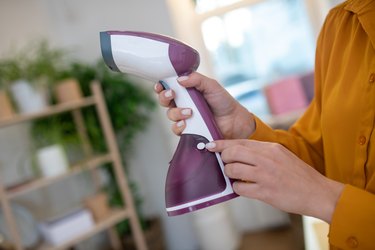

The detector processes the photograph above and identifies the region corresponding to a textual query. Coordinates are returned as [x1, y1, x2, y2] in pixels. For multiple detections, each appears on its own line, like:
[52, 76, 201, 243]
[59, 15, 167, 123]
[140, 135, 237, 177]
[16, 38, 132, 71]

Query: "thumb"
[177, 72, 221, 94]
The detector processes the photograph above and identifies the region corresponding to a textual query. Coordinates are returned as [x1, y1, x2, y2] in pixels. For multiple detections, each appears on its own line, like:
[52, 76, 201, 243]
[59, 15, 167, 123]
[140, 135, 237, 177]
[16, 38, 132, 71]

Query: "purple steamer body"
[105, 31, 238, 216]
[166, 89, 238, 216]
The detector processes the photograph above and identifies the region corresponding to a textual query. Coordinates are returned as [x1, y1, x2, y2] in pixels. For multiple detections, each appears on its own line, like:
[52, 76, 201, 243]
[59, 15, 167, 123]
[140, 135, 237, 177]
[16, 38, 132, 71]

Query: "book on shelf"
[264, 76, 309, 115]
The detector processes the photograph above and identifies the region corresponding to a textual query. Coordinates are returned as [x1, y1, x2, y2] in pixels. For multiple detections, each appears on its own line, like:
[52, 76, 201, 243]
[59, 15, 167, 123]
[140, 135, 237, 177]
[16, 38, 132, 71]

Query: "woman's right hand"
[154, 72, 256, 140]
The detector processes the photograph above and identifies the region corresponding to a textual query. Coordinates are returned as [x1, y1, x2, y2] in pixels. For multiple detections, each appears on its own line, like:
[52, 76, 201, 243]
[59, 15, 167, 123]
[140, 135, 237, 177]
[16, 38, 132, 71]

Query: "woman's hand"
[206, 139, 344, 223]
[154, 72, 255, 139]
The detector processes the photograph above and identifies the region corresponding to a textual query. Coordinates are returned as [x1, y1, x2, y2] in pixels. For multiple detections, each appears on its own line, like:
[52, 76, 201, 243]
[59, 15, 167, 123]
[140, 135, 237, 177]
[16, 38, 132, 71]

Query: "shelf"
[6, 154, 113, 199]
[39, 208, 130, 250]
[0, 97, 96, 128]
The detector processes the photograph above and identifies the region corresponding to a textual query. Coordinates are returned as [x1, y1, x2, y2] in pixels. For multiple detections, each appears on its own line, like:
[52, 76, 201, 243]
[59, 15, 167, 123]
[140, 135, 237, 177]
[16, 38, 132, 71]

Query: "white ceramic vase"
[10, 79, 48, 114]
[36, 145, 69, 178]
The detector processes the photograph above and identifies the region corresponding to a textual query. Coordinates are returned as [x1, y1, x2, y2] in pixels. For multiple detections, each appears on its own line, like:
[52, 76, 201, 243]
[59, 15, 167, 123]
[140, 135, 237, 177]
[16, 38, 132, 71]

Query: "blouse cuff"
[249, 115, 278, 142]
[329, 184, 375, 249]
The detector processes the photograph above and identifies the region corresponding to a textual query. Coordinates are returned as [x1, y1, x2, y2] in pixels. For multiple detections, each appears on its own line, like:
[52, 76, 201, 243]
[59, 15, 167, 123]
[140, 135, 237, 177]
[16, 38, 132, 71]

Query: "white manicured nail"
[164, 89, 172, 98]
[177, 76, 189, 82]
[205, 142, 216, 149]
[176, 120, 185, 127]
[181, 109, 192, 116]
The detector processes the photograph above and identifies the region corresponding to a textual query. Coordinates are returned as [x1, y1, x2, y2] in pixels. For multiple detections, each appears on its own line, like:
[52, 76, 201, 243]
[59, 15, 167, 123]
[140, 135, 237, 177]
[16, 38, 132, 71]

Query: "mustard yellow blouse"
[250, 0, 375, 249]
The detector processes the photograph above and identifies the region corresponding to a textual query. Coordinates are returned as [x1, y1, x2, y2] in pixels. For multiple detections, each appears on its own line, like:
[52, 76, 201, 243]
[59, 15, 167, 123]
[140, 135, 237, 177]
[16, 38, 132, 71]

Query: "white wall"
[0, 0, 175, 61]
[0, 1, 200, 249]
[0, 1, 52, 56]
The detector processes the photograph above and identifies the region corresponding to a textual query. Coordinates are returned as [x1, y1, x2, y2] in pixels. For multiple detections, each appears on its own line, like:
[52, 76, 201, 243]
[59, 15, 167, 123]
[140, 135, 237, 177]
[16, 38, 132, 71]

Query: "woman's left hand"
[206, 139, 344, 223]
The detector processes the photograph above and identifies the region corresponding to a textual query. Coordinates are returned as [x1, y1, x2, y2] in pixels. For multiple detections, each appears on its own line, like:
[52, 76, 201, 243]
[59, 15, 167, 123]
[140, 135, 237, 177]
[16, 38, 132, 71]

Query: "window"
[194, 0, 316, 118]
[194, 0, 242, 13]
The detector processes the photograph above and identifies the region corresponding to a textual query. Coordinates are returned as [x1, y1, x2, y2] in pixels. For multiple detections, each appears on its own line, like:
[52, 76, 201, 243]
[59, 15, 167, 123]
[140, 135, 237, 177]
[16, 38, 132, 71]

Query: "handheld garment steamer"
[100, 31, 238, 216]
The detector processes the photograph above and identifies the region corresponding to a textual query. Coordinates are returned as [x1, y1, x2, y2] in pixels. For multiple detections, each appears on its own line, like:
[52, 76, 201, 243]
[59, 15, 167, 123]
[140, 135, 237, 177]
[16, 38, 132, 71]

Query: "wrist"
[315, 178, 345, 223]
[234, 105, 256, 139]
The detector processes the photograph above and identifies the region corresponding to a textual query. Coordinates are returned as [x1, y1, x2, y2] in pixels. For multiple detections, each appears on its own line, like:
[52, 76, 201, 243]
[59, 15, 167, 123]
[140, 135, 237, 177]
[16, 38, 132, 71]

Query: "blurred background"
[0, 0, 343, 250]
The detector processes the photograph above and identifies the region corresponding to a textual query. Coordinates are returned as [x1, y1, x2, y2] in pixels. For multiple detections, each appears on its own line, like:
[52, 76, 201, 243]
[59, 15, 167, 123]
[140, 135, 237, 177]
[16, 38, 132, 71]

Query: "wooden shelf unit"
[0, 82, 147, 250]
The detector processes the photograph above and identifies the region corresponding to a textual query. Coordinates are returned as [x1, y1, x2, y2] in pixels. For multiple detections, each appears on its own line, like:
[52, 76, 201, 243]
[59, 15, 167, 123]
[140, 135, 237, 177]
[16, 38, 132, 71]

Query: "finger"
[206, 140, 264, 165]
[232, 181, 261, 200]
[222, 145, 261, 165]
[206, 139, 272, 154]
[224, 163, 258, 182]
[153, 82, 164, 93]
[167, 108, 192, 122]
[171, 120, 185, 135]
[177, 72, 221, 94]
[206, 139, 253, 151]
[158, 89, 175, 107]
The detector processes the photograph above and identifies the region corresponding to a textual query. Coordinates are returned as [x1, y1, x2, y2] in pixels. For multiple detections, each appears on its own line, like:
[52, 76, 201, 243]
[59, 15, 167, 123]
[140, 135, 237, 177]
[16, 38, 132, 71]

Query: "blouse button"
[358, 136, 367, 145]
[346, 236, 359, 248]
[370, 73, 375, 83]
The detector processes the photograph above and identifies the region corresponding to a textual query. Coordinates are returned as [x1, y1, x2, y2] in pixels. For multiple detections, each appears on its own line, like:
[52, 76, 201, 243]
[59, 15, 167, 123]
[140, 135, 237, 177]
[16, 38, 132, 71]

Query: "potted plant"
[0, 41, 66, 114]
[32, 115, 75, 178]
[35, 144, 69, 178]
[83, 191, 111, 222]
[54, 78, 83, 103]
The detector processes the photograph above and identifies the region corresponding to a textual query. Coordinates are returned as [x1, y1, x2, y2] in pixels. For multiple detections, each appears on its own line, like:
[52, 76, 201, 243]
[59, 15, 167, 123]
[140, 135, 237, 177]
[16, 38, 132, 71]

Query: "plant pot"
[0, 90, 14, 120]
[122, 217, 165, 250]
[83, 192, 111, 222]
[55, 79, 83, 103]
[10, 80, 48, 114]
[36, 144, 69, 178]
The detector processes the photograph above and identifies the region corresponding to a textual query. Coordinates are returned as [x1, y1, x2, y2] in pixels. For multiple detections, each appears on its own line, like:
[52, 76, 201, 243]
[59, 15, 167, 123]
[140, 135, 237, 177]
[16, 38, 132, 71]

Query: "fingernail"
[176, 120, 185, 127]
[154, 83, 158, 91]
[164, 89, 172, 98]
[205, 142, 216, 149]
[181, 109, 192, 116]
[177, 76, 189, 82]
